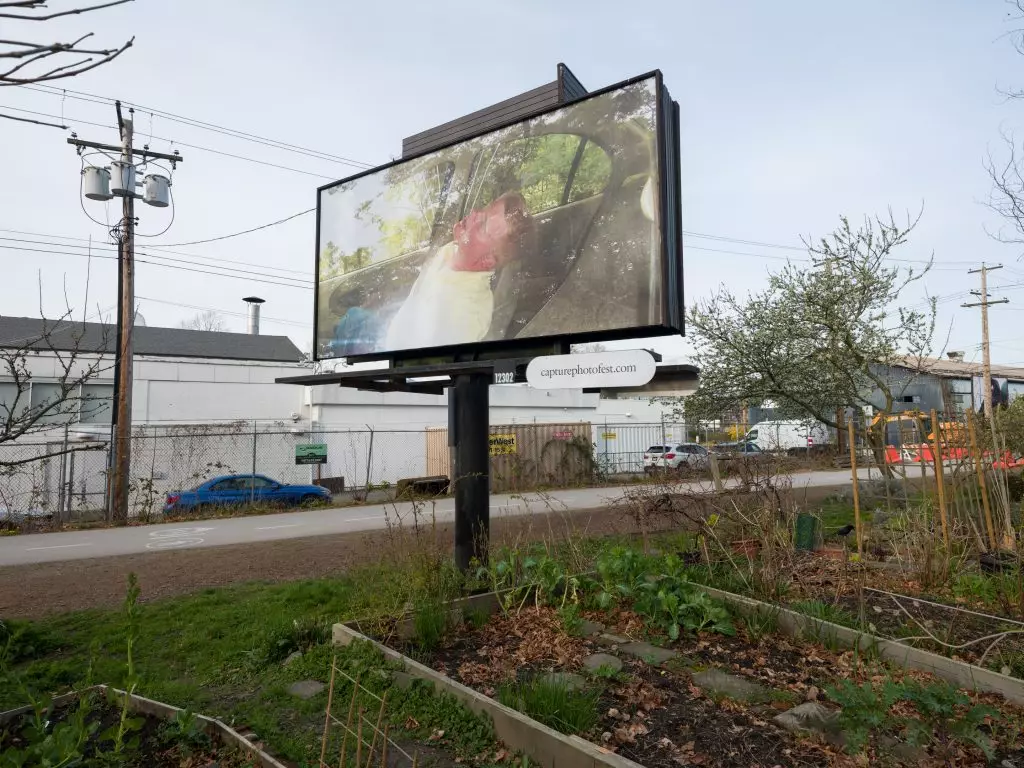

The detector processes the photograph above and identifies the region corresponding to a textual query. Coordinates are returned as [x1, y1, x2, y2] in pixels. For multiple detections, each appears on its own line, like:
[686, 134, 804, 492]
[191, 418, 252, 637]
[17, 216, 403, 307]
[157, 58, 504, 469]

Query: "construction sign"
[489, 434, 517, 456]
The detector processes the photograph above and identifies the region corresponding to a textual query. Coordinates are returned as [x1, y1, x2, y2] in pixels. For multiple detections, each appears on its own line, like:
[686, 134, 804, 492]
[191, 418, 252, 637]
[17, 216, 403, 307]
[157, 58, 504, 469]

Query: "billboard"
[315, 71, 682, 361]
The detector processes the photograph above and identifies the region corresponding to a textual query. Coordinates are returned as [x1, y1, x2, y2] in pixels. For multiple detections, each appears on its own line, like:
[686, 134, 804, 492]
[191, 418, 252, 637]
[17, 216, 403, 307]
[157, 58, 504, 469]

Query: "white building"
[1, 316, 692, 515]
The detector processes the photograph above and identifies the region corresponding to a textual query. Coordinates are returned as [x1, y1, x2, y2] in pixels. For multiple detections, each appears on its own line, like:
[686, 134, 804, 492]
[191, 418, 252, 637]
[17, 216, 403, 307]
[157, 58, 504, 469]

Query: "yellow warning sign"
[489, 433, 517, 456]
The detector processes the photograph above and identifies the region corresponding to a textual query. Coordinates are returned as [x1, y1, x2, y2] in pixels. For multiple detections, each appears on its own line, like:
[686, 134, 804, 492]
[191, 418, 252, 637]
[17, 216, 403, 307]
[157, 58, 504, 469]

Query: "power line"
[0, 244, 312, 289]
[683, 243, 966, 271]
[17, 84, 373, 170]
[0, 104, 337, 179]
[136, 295, 309, 328]
[0, 237, 311, 285]
[147, 208, 314, 248]
[0, 233, 309, 276]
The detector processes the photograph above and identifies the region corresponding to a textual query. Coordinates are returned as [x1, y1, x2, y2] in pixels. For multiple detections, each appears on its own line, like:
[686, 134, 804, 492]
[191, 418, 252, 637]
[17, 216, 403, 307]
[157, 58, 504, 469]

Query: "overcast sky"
[3, 0, 1024, 366]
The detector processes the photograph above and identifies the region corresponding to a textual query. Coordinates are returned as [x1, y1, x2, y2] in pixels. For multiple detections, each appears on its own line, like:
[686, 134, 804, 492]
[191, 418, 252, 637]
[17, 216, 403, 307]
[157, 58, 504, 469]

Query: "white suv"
[643, 443, 709, 473]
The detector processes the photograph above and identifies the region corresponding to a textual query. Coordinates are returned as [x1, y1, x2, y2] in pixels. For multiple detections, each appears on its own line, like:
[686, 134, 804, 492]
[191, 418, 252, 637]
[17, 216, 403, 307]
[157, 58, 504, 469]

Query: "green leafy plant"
[900, 680, 999, 761]
[557, 603, 583, 636]
[156, 708, 211, 759]
[633, 579, 735, 640]
[590, 547, 652, 609]
[498, 677, 600, 735]
[825, 679, 902, 755]
[101, 573, 145, 759]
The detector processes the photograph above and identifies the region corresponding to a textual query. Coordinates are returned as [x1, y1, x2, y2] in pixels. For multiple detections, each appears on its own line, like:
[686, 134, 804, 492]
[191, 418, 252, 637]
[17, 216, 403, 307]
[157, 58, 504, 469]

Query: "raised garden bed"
[0, 685, 285, 767]
[337, 549, 1024, 768]
[703, 553, 1024, 680]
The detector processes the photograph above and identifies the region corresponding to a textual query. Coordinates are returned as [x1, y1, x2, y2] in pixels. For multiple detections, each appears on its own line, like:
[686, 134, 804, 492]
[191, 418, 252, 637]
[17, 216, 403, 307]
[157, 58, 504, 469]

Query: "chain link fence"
[0, 419, 690, 522]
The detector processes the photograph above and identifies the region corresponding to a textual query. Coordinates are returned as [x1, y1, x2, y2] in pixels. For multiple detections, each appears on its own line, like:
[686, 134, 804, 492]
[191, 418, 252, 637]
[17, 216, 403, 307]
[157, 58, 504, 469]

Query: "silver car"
[643, 443, 709, 473]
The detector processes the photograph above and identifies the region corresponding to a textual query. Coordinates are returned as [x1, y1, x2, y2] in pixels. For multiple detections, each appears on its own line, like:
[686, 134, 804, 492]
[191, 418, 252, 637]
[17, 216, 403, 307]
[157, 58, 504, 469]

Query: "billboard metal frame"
[313, 69, 683, 364]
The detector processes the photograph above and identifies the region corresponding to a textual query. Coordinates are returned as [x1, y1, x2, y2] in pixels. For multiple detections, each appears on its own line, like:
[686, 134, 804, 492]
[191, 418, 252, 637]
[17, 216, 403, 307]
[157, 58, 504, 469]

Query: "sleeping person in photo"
[383, 192, 535, 351]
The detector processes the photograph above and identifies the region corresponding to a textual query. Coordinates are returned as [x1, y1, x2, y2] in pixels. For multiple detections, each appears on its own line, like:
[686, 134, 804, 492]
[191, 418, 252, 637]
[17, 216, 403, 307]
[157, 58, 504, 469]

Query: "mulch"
[416, 607, 837, 768]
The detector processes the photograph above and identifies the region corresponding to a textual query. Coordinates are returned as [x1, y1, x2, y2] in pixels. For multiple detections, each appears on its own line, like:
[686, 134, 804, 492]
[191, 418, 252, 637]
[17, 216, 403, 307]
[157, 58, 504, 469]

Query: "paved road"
[0, 468, 878, 567]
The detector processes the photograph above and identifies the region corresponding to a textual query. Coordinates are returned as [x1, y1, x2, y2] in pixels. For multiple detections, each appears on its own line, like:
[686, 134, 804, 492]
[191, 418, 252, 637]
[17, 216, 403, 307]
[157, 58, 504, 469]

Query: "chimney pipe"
[243, 296, 265, 335]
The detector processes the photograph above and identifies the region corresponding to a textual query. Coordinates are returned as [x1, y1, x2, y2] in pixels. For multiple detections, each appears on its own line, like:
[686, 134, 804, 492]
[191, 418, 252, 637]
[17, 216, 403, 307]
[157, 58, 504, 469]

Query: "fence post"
[364, 426, 375, 495]
[57, 423, 69, 520]
[967, 409, 998, 551]
[250, 419, 257, 504]
[66, 448, 76, 524]
[929, 409, 949, 546]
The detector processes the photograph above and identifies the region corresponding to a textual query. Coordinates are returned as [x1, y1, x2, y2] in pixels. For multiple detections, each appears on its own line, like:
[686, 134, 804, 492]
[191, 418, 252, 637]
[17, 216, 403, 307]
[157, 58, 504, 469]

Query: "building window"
[900, 394, 921, 404]
[80, 384, 114, 424]
[29, 382, 72, 426]
[0, 381, 113, 428]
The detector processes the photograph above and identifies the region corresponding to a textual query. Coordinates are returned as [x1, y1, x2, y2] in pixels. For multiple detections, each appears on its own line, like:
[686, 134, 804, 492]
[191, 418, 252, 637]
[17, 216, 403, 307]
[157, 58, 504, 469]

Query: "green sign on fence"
[295, 443, 328, 465]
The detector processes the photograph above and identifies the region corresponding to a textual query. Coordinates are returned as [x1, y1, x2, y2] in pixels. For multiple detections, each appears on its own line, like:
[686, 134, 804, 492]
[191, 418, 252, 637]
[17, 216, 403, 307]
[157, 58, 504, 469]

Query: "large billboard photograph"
[315, 73, 680, 360]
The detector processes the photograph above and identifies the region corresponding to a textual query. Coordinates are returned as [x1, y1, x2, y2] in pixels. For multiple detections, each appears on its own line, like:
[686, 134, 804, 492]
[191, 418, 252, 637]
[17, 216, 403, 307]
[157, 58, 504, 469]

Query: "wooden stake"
[321, 660, 338, 767]
[847, 420, 863, 558]
[379, 724, 389, 768]
[355, 709, 364, 768]
[365, 693, 388, 768]
[929, 410, 949, 546]
[338, 675, 361, 768]
[967, 409, 998, 551]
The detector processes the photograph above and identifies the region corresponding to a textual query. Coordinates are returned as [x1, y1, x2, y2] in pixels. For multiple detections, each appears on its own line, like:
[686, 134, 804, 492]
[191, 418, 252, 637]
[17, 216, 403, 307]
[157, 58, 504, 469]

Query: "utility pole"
[112, 103, 135, 523]
[963, 264, 1009, 420]
[68, 103, 182, 523]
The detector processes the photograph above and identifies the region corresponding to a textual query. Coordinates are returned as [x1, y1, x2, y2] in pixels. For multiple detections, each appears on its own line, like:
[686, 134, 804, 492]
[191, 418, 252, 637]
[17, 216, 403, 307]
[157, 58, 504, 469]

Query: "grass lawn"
[1, 559, 505, 767]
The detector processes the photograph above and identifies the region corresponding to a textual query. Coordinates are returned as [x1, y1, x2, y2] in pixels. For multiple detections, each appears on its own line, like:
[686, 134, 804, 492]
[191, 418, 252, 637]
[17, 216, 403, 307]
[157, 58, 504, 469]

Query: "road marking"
[256, 523, 302, 530]
[344, 515, 384, 522]
[146, 527, 212, 550]
[25, 542, 93, 551]
[149, 527, 214, 539]
[146, 538, 204, 550]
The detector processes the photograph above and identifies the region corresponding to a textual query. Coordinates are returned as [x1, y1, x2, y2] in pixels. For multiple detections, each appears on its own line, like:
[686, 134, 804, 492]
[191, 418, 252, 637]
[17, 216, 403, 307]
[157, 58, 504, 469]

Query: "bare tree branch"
[178, 310, 228, 333]
[0, 0, 133, 85]
[0, 0, 131, 21]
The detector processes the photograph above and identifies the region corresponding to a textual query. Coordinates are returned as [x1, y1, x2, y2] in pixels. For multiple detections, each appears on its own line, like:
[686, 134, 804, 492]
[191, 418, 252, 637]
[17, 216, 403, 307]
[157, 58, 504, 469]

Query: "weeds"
[556, 603, 583, 636]
[791, 599, 857, 629]
[255, 615, 332, 666]
[825, 679, 903, 754]
[412, 600, 449, 651]
[901, 680, 998, 761]
[741, 607, 780, 643]
[826, 677, 1002, 759]
[498, 677, 600, 735]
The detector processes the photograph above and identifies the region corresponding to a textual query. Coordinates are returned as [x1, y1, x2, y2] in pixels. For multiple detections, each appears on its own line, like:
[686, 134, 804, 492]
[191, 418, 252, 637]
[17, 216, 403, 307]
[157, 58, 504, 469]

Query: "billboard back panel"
[315, 73, 680, 361]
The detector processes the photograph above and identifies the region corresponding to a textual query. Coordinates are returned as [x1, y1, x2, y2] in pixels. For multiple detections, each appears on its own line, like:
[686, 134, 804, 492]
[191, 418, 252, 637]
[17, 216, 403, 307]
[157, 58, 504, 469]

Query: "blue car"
[163, 474, 332, 514]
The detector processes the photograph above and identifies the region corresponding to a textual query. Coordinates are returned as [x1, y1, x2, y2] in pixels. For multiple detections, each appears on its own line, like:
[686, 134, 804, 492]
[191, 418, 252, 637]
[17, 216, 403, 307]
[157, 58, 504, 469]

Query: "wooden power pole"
[963, 264, 1008, 419]
[67, 104, 183, 523]
[112, 103, 135, 523]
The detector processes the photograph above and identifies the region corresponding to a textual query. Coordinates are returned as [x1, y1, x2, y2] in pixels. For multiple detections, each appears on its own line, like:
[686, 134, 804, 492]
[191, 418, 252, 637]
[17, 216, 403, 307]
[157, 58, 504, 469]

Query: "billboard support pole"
[452, 373, 490, 571]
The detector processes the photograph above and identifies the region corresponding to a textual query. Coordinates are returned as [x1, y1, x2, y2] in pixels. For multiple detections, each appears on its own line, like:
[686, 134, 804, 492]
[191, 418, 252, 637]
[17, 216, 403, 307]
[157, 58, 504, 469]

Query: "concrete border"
[333, 620, 644, 768]
[697, 584, 1024, 705]
[0, 685, 287, 768]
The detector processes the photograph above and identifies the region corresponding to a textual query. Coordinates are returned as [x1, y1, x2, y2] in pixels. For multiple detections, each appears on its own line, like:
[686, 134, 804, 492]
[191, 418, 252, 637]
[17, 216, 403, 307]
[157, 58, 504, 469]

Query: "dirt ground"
[0, 506, 640, 619]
